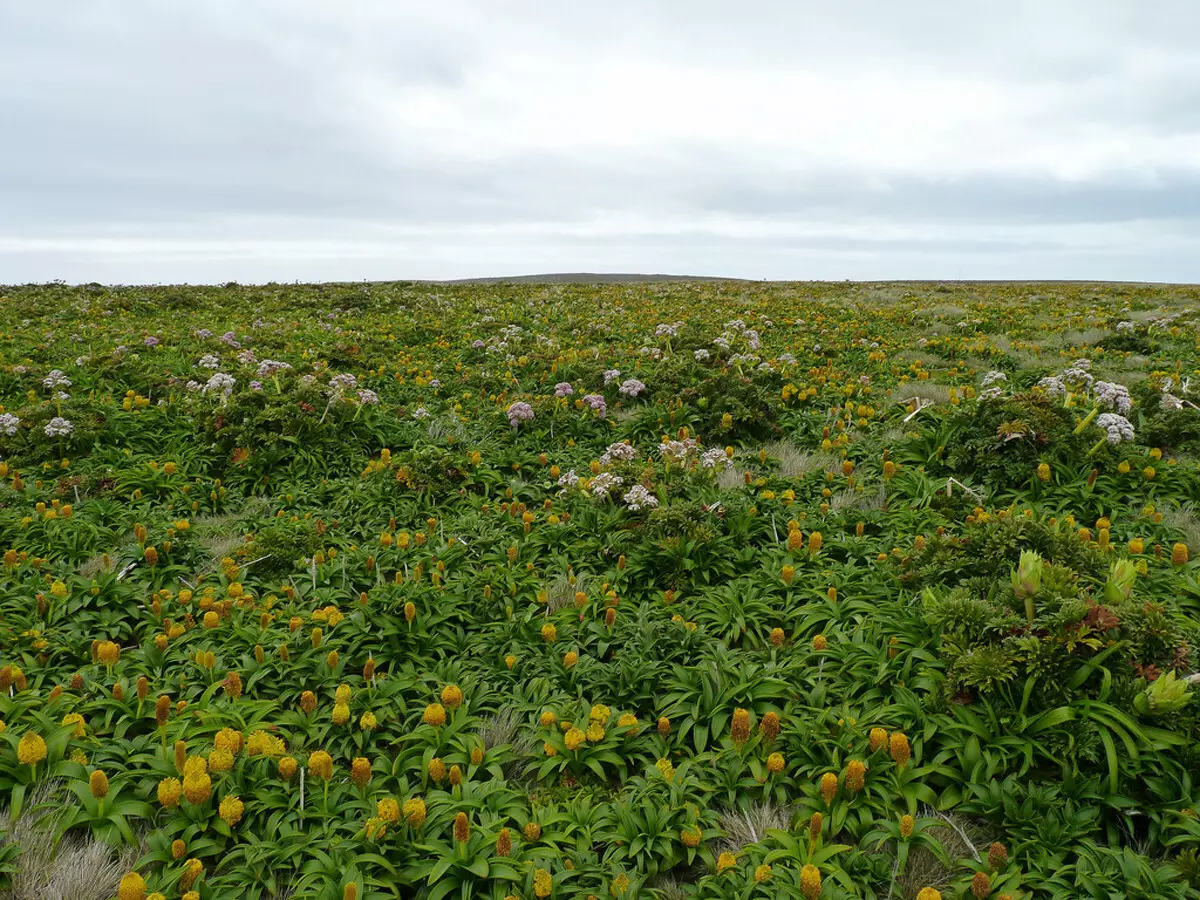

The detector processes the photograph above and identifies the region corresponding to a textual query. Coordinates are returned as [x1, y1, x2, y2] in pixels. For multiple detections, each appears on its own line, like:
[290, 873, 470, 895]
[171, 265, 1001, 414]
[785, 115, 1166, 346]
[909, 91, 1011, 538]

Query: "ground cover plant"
[0, 278, 1198, 899]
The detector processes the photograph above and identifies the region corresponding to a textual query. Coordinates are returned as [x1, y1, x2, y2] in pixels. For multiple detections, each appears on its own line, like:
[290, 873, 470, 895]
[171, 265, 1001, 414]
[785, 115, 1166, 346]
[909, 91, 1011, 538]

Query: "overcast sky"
[3, 2, 1199, 284]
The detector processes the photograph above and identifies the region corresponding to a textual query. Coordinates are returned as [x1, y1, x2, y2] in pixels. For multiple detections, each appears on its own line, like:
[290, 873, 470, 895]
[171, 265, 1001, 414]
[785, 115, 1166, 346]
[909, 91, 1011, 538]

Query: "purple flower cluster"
[582, 394, 606, 418]
[507, 401, 534, 427]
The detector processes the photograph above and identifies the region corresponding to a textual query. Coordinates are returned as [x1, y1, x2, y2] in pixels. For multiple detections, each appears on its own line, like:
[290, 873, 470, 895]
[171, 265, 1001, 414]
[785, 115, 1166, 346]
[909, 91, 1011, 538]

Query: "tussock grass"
[717, 466, 746, 491]
[761, 442, 837, 479]
[1160, 504, 1200, 552]
[1, 780, 140, 900]
[715, 802, 793, 856]
[892, 808, 993, 900]
[891, 383, 953, 406]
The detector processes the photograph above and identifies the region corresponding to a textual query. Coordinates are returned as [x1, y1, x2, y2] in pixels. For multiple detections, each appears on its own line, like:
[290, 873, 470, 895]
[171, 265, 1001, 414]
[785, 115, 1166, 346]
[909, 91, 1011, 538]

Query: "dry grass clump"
[1, 780, 140, 900]
[714, 802, 793, 856]
[760, 441, 837, 479]
[891, 383, 953, 407]
[1160, 504, 1200, 553]
[890, 808, 993, 900]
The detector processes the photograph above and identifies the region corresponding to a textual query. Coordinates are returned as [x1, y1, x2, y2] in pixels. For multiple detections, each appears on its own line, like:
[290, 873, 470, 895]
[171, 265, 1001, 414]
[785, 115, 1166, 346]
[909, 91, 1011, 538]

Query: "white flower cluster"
[44, 416, 73, 437]
[622, 484, 658, 511]
[588, 472, 624, 499]
[0, 412, 20, 435]
[599, 442, 637, 466]
[43, 369, 72, 390]
[658, 438, 699, 463]
[980, 371, 1008, 388]
[700, 447, 732, 470]
[1093, 381, 1132, 415]
[1096, 413, 1135, 444]
[713, 318, 761, 354]
[506, 401, 534, 427]
[256, 360, 292, 377]
[198, 354, 221, 370]
[654, 322, 683, 338]
[1036, 376, 1066, 398]
[203, 373, 236, 398]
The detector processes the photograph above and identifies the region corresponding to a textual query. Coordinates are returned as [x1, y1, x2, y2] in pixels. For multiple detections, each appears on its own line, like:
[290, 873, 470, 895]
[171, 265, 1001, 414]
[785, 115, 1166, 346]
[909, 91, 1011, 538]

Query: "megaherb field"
[1, 280, 1199, 900]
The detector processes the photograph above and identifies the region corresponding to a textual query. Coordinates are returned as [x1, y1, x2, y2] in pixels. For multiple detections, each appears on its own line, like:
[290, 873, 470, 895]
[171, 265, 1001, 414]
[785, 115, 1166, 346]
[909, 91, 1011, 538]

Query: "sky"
[3, 2, 1200, 284]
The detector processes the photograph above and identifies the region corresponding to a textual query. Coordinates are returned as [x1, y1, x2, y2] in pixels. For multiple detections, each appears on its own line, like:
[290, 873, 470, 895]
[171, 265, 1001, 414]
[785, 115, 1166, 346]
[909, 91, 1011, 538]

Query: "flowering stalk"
[1072, 406, 1099, 435]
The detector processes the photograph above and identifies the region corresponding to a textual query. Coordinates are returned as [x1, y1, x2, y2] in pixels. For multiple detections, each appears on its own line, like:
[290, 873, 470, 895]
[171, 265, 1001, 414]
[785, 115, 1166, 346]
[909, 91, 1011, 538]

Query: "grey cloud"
[1, 1, 1199, 283]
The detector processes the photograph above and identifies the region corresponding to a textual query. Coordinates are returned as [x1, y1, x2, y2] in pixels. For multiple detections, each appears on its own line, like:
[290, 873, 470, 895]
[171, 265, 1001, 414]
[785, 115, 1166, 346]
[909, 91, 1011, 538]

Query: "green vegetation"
[0, 279, 1198, 899]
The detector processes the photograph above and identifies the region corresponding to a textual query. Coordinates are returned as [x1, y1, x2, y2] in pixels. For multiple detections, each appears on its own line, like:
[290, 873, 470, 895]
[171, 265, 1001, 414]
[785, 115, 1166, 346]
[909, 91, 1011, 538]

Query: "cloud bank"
[2, 1, 1199, 283]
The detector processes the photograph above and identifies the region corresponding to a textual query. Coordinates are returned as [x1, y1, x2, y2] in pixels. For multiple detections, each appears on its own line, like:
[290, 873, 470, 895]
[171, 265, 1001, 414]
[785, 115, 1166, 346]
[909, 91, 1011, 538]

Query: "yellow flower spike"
[800, 864, 821, 899]
[89, 769, 109, 799]
[453, 811, 470, 843]
[18, 731, 47, 770]
[423, 703, 446, 727]
[819, 772, 838, 806]
[219, 795, 244, 827]
[730, 708, 751, 746]
[402, 796, 426, 827]
[117, 872, 146, 900]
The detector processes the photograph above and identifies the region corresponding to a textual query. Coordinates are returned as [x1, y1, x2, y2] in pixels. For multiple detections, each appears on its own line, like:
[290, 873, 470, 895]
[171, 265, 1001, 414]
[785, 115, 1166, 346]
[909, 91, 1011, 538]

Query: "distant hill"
[439, 272, 750, 285]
